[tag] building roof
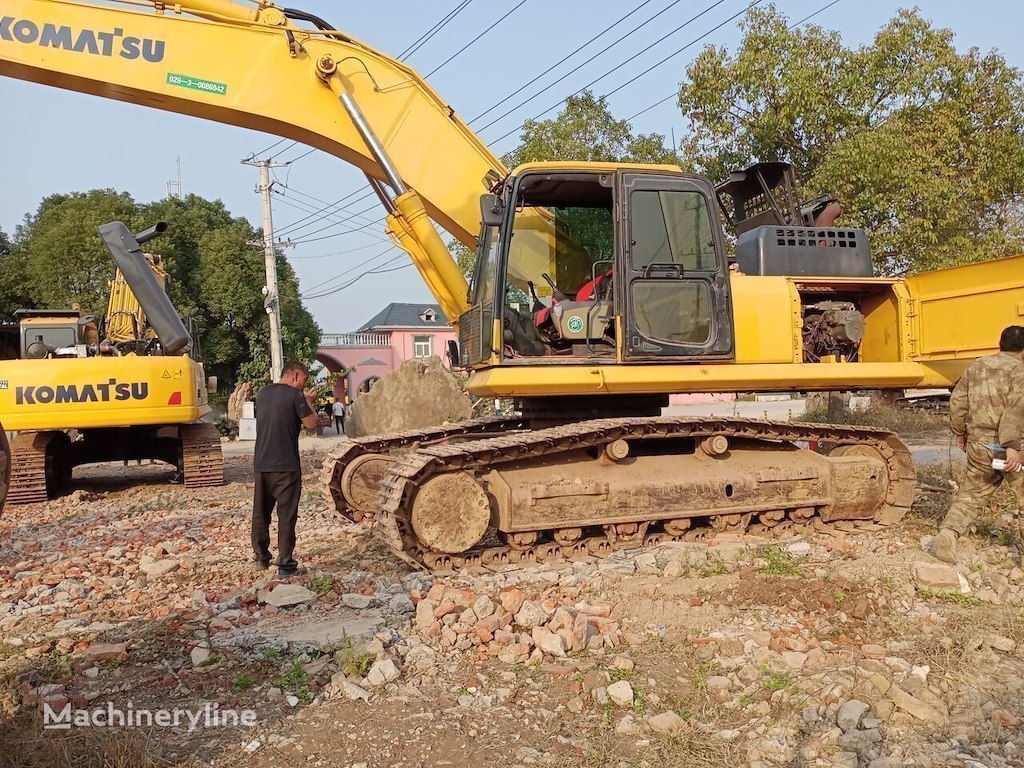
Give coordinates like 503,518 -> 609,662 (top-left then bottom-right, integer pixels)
358,303 -> 449,331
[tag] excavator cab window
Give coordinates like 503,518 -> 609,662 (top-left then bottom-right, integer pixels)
500,173 -> 616,358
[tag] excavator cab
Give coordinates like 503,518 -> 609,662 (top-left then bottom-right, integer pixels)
462,167 -> 735,366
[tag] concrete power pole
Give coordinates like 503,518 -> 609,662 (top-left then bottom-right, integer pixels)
242,157 -> 289,382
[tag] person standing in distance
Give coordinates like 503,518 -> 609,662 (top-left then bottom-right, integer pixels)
936,326 -> 1024,564
252,361 -> 319,578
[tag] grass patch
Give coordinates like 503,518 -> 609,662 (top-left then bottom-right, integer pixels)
308,574 -> 334,595
337,635 -> 373,679
757,545 -> 802,577
608,668 -> 635,683
936,592 -> 983,608
277,661 -> 311,702
801,401 -> 947,438
0,710 -> 173,768
762,668 -> 791,693
232,673 -> 252,691
699,557 -> 727,578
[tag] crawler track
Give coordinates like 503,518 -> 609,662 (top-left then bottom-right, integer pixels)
5,431 -> 59,506
321,416 -> 524,521
371,417 -> 915,570
0,428 -> 8,513
181,423 -> 225,488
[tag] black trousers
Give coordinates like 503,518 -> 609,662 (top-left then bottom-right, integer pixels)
252,471 -> 301,568
334,415 -> 345,434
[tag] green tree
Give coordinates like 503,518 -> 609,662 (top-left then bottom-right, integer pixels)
0,227 -> 32,321
13,190 -> 141,313
677,5 -> 1024,273
5,191 -> 319,394
507,91 -> 682,168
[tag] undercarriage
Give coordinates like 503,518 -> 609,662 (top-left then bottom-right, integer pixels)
5,422 -> 224,505
323,416 -> 915,570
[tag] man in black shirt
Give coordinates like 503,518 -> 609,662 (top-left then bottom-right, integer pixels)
252,361 -> 319,578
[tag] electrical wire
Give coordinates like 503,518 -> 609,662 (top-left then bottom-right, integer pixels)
271,195 -> 391,244
273,182 -> 390,235
603,1 -> 760,99
425,0 -> 529,78
469,0 -> 659,124
788,0 -> 842,29
488,0 -> 734,144
476,0 -> 694,134
400,0 -> 475,61
301,249 -> 408,298
304,258 -> 413,300
624,0 -> 845,124
275,189 -> 377,238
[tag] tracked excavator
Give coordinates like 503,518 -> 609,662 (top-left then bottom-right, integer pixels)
1,0 -> 1023,567
0,220 -> 223,505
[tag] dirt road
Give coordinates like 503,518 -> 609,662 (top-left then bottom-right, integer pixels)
0,437 -> 1020,768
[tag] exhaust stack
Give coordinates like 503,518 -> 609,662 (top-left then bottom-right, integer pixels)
96,221 -> 191,355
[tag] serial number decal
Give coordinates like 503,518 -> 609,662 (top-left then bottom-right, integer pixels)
166,73 -> 227,95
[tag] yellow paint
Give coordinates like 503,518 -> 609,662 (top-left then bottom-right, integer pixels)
467,360 -> 968,398
906,255 -> 1024,360
0,356 -> 209,431
728,274 -> 799,363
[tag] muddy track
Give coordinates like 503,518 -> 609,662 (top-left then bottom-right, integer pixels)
321,416 -> 524,521
181,423 -> 225,489
369,417 -> 915,570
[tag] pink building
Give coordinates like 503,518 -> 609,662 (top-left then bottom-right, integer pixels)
316,303 -> 458,402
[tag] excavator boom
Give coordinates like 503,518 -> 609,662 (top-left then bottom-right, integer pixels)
0,0 -> 507,318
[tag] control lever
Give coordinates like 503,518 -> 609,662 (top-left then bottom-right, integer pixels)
541,273 -> 570,302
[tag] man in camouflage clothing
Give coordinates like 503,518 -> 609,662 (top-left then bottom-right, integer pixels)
936,326 -> 1024,564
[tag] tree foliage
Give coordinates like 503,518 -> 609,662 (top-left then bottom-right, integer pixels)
506,92 -> 681,168
2,191 -> 319,394
677,5 -> 1024,273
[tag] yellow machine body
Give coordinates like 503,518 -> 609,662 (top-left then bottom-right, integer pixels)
0,355 -> 209,432
468,257 -> 1024,397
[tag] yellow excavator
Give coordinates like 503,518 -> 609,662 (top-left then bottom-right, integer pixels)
0,220 -> 223,504
0,0 -> 1022,567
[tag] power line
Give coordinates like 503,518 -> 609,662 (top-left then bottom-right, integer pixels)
273,183 -> 391,238
301,248 -> 407,298
789,0 -> 842,29
288,205 -> 387,245
271,195 -> 391,245
249,137 -> 288,157
624,0 -> 844,123
304,257 -> 413,300
400,0 -> 475,61
603,1 -> 761,100
425,0 -> 529,78
275,189 -> 377,238
489,0 -> 734,144
476,0 -> 694,134
469,0 -> 659,124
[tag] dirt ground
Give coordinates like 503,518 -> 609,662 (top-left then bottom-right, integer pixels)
1,429 -> 1023,768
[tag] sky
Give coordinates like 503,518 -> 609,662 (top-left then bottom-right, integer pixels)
0,0 -> 1020,333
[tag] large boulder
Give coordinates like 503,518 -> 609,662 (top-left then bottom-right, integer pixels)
227,381 -> 253,422
346,357 -> 472,437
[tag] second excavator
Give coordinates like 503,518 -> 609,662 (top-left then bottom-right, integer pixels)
1,0 -> 1022,566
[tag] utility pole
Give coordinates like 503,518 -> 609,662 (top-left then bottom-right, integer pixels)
242,156 -> 289,382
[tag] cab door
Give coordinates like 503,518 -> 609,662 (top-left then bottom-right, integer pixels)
617,173 -> 734,361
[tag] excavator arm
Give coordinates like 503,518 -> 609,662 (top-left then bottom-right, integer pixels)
0,0 -> 509,320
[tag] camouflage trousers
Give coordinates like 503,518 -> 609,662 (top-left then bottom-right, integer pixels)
942,441 -> 1024,535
